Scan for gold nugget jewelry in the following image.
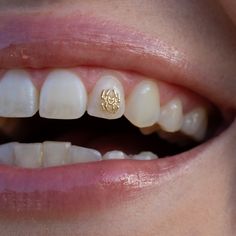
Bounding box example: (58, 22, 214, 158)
(101, 89, 121, 114)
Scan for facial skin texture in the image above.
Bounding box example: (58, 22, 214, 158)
(0, 0, 236, 235)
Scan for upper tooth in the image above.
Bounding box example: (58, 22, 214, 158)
(68, 146, 102, 163)
(133, 151, 157, 160)
(39, 70, 87, 119)
(103, 150, 127, 160)
(14, 143, 42, 168)
(0, 142, 17, 165)
(0, 70, 39, 117)
(181, 107, 208, 141)
(125, 80, 160, 128)
(87, 75, 125, 119)
(42, 141, 71, 167)
(158, 98, 183, 132)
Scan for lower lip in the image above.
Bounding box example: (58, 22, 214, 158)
(0, 142, 206, 219)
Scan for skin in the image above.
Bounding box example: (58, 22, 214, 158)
(0, 0, 236, 235)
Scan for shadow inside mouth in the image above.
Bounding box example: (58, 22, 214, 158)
(0, 113, 202, 158)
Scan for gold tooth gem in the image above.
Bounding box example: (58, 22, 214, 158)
(101, 89, 120, 114)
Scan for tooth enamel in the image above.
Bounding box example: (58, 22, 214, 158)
(0, 142, 17, 165)
(68, 146, 102, 163)
(0, 70, 39, 117)
(103, 150, 127, 160)
(140, 124, 159, 135)
(181, 107, 208, 141)
(133, 151, 157, 160)
(158, 98, 183, 132)
(42, 141, 71, 167)
(14, 143, 42, 168)
(125, 80, 160, 128)
(87, 75, 125, 119)
(39, 70, 87, 119)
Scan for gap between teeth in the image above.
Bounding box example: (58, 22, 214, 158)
(0, 142, 158, 168)
(0, 69, 208, 140)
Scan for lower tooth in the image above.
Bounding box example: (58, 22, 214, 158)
(42, 141, 71, 167)
(0, 142, 17, 166)
(103, 150, 127, 160)
(68, 146, 102, 163)
(140, 124, 158, 135)
(14, 143, 42, 168)
(133, 151, 157, 160)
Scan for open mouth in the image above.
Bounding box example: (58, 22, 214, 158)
(0, 67, 222, 167)
(0, 13, 234, 218)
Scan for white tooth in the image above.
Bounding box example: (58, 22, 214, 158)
(181, 107, 208, 141)
(39, 70, 87, 119)
(103, 150, 127, 160)
(0, 70, 38, 117)
(14, 143, 42, 168)
(125, 80, 160, 128)
(0, 142, 17, 165)
(68, 146, 102, 163)
(87, 75, 125, 119)
(133, 151, 157, 160)
(140, 124, 158, 135)
(42, 141, 71, 167)
(158, 98, 183, 132)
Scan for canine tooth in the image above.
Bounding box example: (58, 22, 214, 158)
(125, 80, 160, 128)
(14, 143, 42, 168)
(43, 141, 71, 167)
(0, 142, 17, 165)
(68, 146, 102, 163)
(103, 150, 127, 160)
(0, 70, 38, 117)
(87, 75, 125, 119)
(181, 107, 208, 141)
(133, 151, 157, 160)
(39, 70, 87, 119)
(158, 98, 183, 132)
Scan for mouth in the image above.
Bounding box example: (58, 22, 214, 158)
(0, 13, 234, 219)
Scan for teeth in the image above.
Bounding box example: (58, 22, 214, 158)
(125, 80, 160, 128)
(181, 107, 208, 141)
(158, 98, 183, 132)
(0, 70, 38, 117)
(14, 143, 42, 168)
(39, 70, 87, 119)
(0, 142, 163, 167)
(42, 141, 71, 167)
(103, 150, 127, 160)
(140, 124, 159, 135)
(87, 75, 125, 119)
(0, 143, 17, 165)
(133, 151, 157, 160)
(68, 146, 102, 163)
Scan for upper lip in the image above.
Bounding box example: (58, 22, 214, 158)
(0, 13, 235, 114)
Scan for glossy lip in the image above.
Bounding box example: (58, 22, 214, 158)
(0, 12, 233, 219)
(0, 13, 235, 110)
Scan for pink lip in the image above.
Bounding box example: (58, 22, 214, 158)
(0, 13, 234, 110)
(0, 144, 206, 219)
(0, 12, 230, 219)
